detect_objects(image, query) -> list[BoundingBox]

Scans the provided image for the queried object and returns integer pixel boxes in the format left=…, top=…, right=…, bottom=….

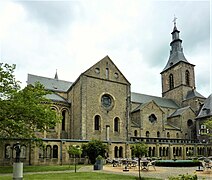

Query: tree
left=0, top=63, right=61, bottom=138
left=67, top=145, right=82, bottom=173
left=131, top=142, right=148, bottom=180
left=82, top=139, right=108, bottom=164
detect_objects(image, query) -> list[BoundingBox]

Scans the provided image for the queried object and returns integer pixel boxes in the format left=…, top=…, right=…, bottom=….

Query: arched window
left=134, top=130, right=138, bottom=137
left=169, top=74, right=174, bottom=90
left=46, top=145, right=52, bottom=159
left=53, top=145, right=58, bottom=158
left=185, top=70, right=190, bottom=86
left=62, top=110, right=66, bottom=131
left=167, top=132, right=170, bottom=138
left=39, top=146, right=45, bottom=159
left=20, top=145, right=26, bottom=159
left=114, top=117, right=119, bottom=132
left=146, top=131, right=150, bottom=138
left=106, top=68, right=109, bottom=79
left=114, top=146, right=118, bottom=158
left=49, top=108, right=56, bottom=130
left=176, top=133, right=179, bottom=139
left=119, top=146, right=123, bottom=158
left=157, top=131, right=160, bottom=137
left=5, top=144, right=11, bottom=159
left=94, top=115, right=100, bottom=130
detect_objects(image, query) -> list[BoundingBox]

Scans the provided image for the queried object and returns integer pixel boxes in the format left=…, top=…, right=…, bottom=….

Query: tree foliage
left=0, top=63, right=61, bottom=138
left=82, top=139, right=108, bottom=164
left=131, top=142, right=148, bottom=158
left=67, top=145, right=82, bottom=157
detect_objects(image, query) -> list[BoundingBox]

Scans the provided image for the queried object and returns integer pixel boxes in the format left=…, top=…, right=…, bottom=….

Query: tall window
left=94, top=115, right=100, bottom=130
left=53, top=145, right=58, bottom=158
left=5, top=144, right=11, bottom=159
left=134, top=130, right=138, bottom=137
left=20, top=145, right=26, bottom=159
left=185, top=70, right=190, bottom=86
left=46, top=145, right=52, bottom=159
left=114, top=117, right=119, bottom=132
left=167, top=132, right=170, bottom=138
left=114, top=146, right=118, bottom=158
left=119, top=146, right=123, bottom=158
left=169, top=74, right=174, bottom=89
left=157, top=131, right=160, bottom=137
left=62, top=110, right=66, bottom=131
left=146, top=131, right=150, bottom=138
left=106, top=68, right=109, bottom=79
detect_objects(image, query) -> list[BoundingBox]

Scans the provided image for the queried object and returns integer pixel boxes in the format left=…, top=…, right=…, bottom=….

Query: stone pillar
left=13, top=162, right=23, bottom=180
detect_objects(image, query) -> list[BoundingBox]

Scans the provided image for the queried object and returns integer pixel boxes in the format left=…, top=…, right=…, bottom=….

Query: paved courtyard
left=80, top=164, right=212, bottom=180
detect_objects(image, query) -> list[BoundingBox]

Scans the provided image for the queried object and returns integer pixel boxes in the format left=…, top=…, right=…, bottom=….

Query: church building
left=1, top=22, right=211, bottom=165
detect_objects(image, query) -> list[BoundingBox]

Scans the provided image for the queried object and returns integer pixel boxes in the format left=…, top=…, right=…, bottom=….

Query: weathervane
left=173, top=15, right=177, bottom=26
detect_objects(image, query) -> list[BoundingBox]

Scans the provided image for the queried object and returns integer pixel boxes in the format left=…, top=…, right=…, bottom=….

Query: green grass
left=0, top=165, right=80, bottom=174
left=0, top=172, right=161, bottom=180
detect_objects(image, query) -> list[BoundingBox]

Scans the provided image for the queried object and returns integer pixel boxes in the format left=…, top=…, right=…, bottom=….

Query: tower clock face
left=101, top=94, right=112, bottom=108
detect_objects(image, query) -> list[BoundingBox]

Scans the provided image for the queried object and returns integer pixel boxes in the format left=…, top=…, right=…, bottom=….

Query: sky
left=0, top=0, right=211, bottom=97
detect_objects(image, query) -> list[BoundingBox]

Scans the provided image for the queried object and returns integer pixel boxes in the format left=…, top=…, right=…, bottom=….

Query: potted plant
left=94, top=155, right=104, bottom=170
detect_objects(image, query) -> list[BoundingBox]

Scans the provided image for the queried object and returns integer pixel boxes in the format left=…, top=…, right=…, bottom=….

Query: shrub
left=155, top=160, right=200, bottom=167
left=168, top=173, right=198, bottom=180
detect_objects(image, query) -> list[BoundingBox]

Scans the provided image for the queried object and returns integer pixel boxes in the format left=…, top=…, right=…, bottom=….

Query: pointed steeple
left=161, top=17, right=190, bottom=73
left=54, top=69, right=58, bottom=80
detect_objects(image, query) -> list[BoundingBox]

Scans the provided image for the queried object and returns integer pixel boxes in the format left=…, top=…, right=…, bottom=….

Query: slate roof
left=162, top=51, right=191, bottom=73
left=45, top=93, right=69, bottom=103
left=168, top=106, right=190, bottom=118
left=27, top=74, right=72, bottom=92
left=196, top=94, right=212, bottom=119
left=131, top=92, right=179, bottom=109
left=165, top=123, right=180, bottom=130
left=185, top=89, right=205, bottom=100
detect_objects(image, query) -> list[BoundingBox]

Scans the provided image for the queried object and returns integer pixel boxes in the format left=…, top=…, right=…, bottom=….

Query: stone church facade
left=1, top=23, right=211, bottom=165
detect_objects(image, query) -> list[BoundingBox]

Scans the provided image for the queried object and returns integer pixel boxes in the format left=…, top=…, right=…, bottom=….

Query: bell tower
left=161, top=18, right=196, bottom=106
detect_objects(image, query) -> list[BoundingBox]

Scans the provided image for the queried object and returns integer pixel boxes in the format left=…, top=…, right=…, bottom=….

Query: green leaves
left=82, top=139, right=108, bottom=164
left=0, top=62, right=61, bottom=138
left=131, top=142, right=148, bottom=158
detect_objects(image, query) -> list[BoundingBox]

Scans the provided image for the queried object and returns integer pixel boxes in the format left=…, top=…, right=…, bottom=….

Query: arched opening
left=169, top=74, right=174, bottom=90
left=167, top=132, right=170, bottom=138
left=157, top=131, right=160, bottom=137
left=146, top=131, right=150, bottom=138
left=62, top=110, right=66, bottom=131
left=114, top=117, right=119, bottom=132
left=53, top=145, right=58, bottom=158
left=46, top=145, right=52, bottom=159
left=5, top=144, right=11, bottom=159
left=119, top=146, right=123, bottom=158
left=134, top=130, right=138, bottom=137
left=20, top=145, right=26, bottom=159
left=114, top=146, right=118, bottom=158
left=94, top=115, right=101, bottom=130
left=185, top=70, right=190, bottom=86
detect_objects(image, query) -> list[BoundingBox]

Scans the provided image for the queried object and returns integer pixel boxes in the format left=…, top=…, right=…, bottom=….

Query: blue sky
left=0, top=0, right=211, bottom=97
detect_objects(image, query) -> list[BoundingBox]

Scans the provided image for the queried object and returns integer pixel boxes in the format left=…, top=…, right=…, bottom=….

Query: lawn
left=0, top=172, right=161, bottom=180
left=0, top=165, right=80, bottom=174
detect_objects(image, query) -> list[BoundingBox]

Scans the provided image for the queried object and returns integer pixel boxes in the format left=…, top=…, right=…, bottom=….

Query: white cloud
left=0, top=0, right=210, bottom=97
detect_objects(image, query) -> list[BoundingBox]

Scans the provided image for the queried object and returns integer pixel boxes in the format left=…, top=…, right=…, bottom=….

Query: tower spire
left=173, top=15, right=177, bottom=27
left=161, top=18, right=189, bottom=73
left=54, top=69, right=58, bottom=80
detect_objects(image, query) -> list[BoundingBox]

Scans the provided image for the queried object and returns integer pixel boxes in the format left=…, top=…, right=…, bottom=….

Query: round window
left=101, top=94, right=112, bottom=108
